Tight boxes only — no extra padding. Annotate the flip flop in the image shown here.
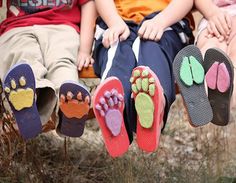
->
[130,66,164,152]
[173,45,213,127]
[93,77,129,158]
[59,81,91,137]
[203,48,234,126]
[3,63,42,139]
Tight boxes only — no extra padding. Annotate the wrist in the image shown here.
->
[153,14,168,29]
[204,6,218,19]
[108,16,125,28]
[78,49,91,55]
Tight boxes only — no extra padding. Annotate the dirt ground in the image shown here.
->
[1,7,236,183]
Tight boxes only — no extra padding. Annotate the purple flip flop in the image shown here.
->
[58,81,91,137]
[3,63,42,139]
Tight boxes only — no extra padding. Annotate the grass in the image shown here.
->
[0,79,236,183]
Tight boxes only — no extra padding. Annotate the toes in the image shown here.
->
[130,77,134,83]
[149,84,155,96]
[60,94,66,103]
[141,69,149,77]
[77,92,82,101]
[95,104,105,116]
[149,77,155,83]
[104,91,111,98]
[111,89,119,105]
[99,97,109,111]
[111,89,118,96]
[66,91,73,100]
[117,93,124,101]
[11,79,16,89]
[131,84,138,94]
[19,76,26,87]
[133,70,141,77]
[4,86,10,93]
[4,76,29,94]
[96,89,124,117]
[141,78,149,91]
[131,68,157,97]
[103,103,109,111]
[84,95,90,104]
[136,78,142,90]
[99,97,106,105]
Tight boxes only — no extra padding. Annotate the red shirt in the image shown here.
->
[0,0,88,35]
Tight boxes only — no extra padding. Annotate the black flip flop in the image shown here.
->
[173,45,213,127]
[203,48,234,126]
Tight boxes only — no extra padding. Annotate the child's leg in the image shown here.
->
[0,27,56,138]
[227,16,236,109]
[33,25,90,137]
[93,24,138,143]
[137,31,185,123]
[197,27,234,125]
[130,30,184,151]
[197,29,227,55]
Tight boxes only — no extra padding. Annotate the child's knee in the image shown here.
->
[199,38,227,55]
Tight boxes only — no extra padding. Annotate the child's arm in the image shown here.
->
[78,0,97,71]
[138,0,194,41]
[195,0,231,40]
[95,0,130,48]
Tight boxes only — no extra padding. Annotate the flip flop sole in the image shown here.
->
[203,48,234,126]
[3,63,42,139]
[130,66,164,152]
[173,45,213,127]
[59,81,91,137]
[93,77,129,158]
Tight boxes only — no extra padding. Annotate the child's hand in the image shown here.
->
[206,10,232,41]
[102,21,130,48]
[138,16,166,41]
[77,51,94,71]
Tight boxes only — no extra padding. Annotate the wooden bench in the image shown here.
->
[78,65,98,119]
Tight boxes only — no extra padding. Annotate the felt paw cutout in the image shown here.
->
[206,62,230,93]
[4,76,34,111]
[130,69,156,128]
[60,91,90,119]
[95,89,124,136]
[180,56,204,87]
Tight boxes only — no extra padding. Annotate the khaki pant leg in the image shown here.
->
[34,25,80,92]
[0,27,57,125]
[33,25,80,127]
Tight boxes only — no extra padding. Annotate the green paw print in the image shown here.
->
[130,69,156,128]
[4,77,34,111]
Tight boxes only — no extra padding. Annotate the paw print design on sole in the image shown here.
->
[130,66,165,152]
[59,81,91,137]
[203,48,234,126]
[3,63,42,139]
[173,45,213,127]
[93,77,129,158]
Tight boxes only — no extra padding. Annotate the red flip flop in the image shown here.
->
[130,66,164,152]
[93,77,129,157]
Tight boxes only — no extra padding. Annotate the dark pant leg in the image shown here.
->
[93,30,137,142]
[137,30,185,124]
